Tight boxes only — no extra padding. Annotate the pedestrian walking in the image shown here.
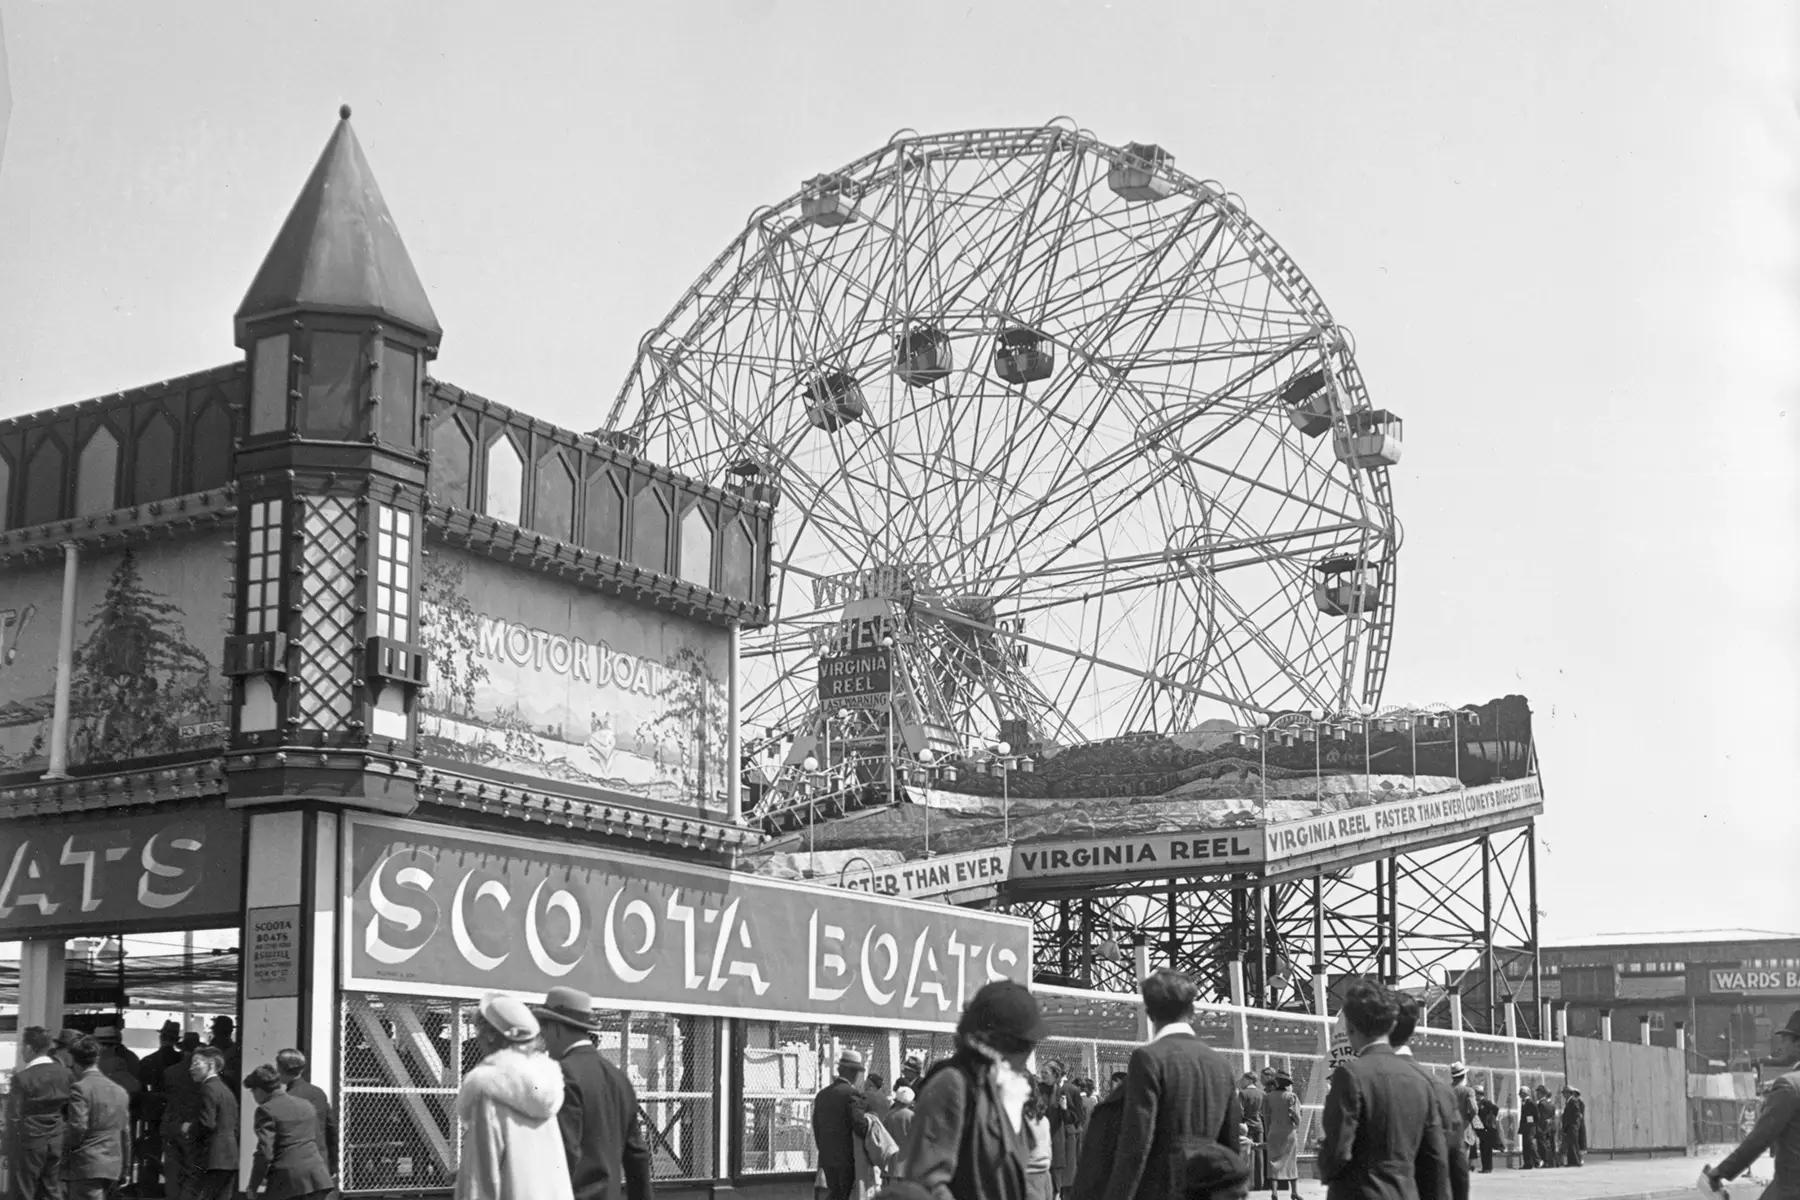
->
[815,1048,874,1200]
[1070,1072,1127,1200]
[454,992,574,1200]
[1706,1009,1800,1198]
[1392,1004,1468,1200]
[1263,1069,1302,1198]
[1317,980,1450,1200]
[1447,1064,1477,1179]
[1473,1089,1499,1174]
[60,1034,131,1200]
[867,1074,894,1123]
[1514,1088,1537,1169]
[185,1045,240,1200]
[1049,1062,1085,1199]
[1026,1081,1056,1200]
[245,1063,336,1200]
[1102,968,1242,1200]
[1531,1086,1555,1168]
[7,1026,71,1200]
[134,1020,183,1197]
[1235,1073,1265,1189]
[884,1088,917,1172]
[533,987,653,1200]
[160,1032,203,1199]
[277,1048,340,1179]
[1558,1088,1585,1167]
[899,1054,926,1094]
[901,979,1047,1200]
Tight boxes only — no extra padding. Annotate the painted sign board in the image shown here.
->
[0,808,245,937]
[1708,969,1800,995]
[1263,777,1543,866]
[344,815,1031,1030]
[0,541,231,775]
[837,848,1010,901]
[818,648,891,709]
[1009,829,1264,884]
[417,548,729,816]
[246,904,302,999]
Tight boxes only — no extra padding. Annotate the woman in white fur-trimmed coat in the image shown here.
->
[455,993,575,1200]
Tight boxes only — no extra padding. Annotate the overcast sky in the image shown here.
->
[1,1,1794,941]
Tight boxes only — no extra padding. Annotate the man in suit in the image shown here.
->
[1388,997,1468,1200]
[7,1025,71,1200]
[1707,1008,1800,1198]
[1534,1086,1558,1168]
[161,1031,203,1197]
[185,1045,239,1200]
[1515,1087,1538,1168]
[135,1020,184,1196]
[812,1048,871,1200]
[245,1063,336,1200]
[61,1034,131,1200]
[277,1048,339,1178]
[1318,980,1450,1200]
[1101,968,1242,1200]
[534,987,653,1200]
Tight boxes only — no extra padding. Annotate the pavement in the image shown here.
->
[1285,1148,1773,1200]
[1444,1148,1768,1200]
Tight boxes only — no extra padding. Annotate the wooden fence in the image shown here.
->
[1564,1035,1688,1152]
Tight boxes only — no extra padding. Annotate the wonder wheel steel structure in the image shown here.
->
[606,122,1402,772]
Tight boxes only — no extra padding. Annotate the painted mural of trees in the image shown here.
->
[635,643,727,811]
[417,552,488,717]
[66,549,218,765]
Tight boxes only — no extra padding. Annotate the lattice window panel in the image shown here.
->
[295,496,361,731]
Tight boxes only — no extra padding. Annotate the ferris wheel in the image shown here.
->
[605,122,1402,757]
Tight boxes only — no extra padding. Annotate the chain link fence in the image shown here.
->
[340,992,717,1193]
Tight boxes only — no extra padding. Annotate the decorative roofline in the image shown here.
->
[425,503,772,627]
[0,487,237,566]
[0,363,244,436]
[417,767,760,851]
[0,760,228,819]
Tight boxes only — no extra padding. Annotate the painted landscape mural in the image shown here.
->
[417,548,729,814]
[0,539,230,774]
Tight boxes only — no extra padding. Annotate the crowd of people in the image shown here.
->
[801,971,1586,1200]
[3,1015,334,1199]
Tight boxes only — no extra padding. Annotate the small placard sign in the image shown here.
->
[246,904,302,999]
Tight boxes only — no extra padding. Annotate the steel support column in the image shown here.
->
[1481,834,1495,1029]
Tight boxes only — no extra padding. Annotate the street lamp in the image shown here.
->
[913,748,959,857]
[801,754,823,872]
[988,739,1035,843]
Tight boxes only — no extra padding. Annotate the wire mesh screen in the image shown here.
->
[340,992,718,1193]
[340,991,469,1194]
[739,1021,916,1175]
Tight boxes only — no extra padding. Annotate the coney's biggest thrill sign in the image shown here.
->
[344,815,1030,1028]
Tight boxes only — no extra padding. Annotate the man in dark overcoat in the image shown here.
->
[812,1047,872,1200]
[1101,969,1242,1200]
[1318,980,1450,1200]
[535,987,653,1200]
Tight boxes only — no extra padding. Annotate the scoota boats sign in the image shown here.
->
[344,815,1030,1028]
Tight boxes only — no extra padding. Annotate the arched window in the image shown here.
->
[484,435,524,525]
[22,433,66,527]
[75,428,119,516]
[133,411,178,504]
[679,506,713,587]
[428,415,472,507]
[532,451,575,542]
[630,483,669,574]
[582,469,624,558]
[190,400,234,492]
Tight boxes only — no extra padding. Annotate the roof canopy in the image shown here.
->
[235,106,440,345]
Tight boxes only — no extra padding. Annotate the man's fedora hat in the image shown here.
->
[1779,1010,1800,1040]
[533,986,603,1031]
